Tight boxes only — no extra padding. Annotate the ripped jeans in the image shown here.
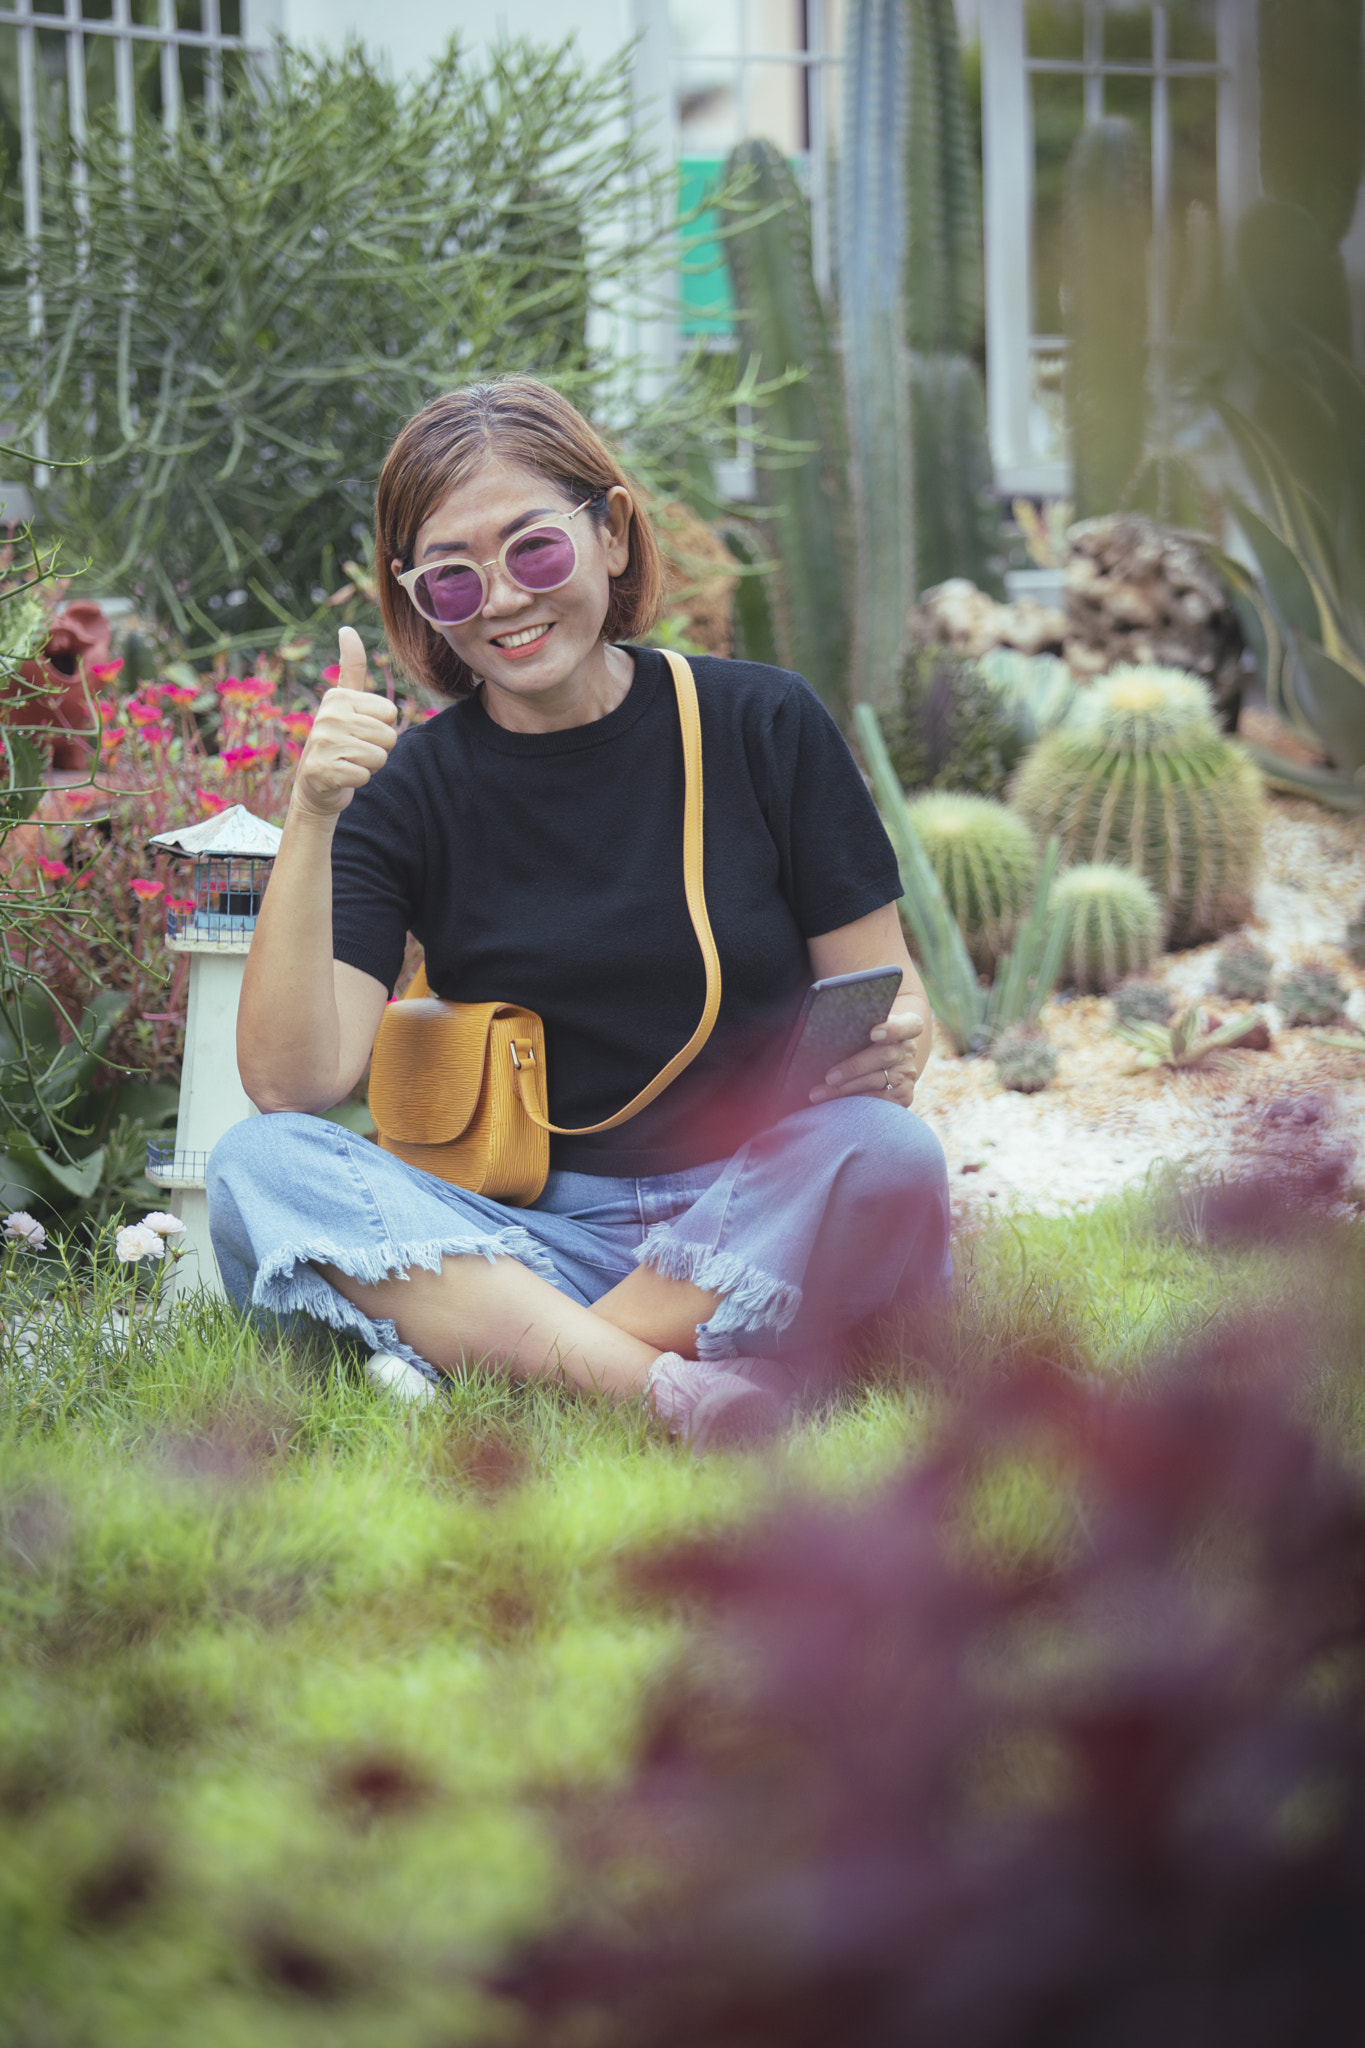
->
[206,1097,951,1389]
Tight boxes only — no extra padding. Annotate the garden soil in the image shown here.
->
[914,796,1365,1221]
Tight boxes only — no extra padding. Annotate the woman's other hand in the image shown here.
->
[808,1002,926,1109]
[291,624,399,820]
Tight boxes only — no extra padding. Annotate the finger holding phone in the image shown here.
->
[292,623,400,821]
[809,1001,925,1108]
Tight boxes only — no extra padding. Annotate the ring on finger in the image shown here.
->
[884,1072,895,1092]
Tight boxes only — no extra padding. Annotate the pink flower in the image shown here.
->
[196,788,229,815]
[37,857,70,880]
[280,711,313,739]
[220,743,275,772]
[165,896,196,914]
[321,663,342,683]
[88,658,124,682]
[163,683,198,707]
[127,700,163,726]
[94,697,120,723]
[219,675,275,703]
[130,878,164,901]
[140,721,172,747]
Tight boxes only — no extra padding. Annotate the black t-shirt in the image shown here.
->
[331,647,902,1175]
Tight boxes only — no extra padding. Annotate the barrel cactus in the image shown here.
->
[992,1024,1058,1095]
[1050,862,1162,993]
[1113,978,1173,1027]
[906,792,1039,970]
[1276,960,1348,1027]
[1214,936,1274,1002]
[1010,666,1264,948]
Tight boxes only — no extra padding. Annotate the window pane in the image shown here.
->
[177,1,204,32]
[745,57,805,152]
[1031,70,1084,333]
[744,0,802,55]
[1027,0,1084,62]
[1103,4,1150,64]
[220,1,242,36]
[1105,69,1151,141]
[80,0,114,18]
[1168,0,1217,62]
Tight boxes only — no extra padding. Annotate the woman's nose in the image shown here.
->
[480,563,531,615]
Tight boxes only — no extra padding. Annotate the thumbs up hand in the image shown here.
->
[291,625,400,820]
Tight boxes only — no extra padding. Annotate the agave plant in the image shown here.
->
[1115,1004,1262,1072]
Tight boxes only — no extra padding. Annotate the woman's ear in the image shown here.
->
[390,557,403,582]
[602,486,633,578]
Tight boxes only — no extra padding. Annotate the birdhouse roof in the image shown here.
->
[146,805,282,859]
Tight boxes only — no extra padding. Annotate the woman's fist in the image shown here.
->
[291,625,399,819]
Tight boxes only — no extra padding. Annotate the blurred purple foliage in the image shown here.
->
[493,1170,1365,2048]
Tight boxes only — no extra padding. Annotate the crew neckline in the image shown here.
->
[460,645,661,756]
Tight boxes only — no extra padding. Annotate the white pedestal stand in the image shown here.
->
[144,931,258,1296]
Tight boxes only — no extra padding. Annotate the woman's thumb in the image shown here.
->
[336,624,370,691]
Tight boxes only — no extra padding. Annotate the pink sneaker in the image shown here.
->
[645,1353,790,1454]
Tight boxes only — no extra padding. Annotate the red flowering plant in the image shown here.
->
[7,645,425,1082]
[492,1161,1365,2048]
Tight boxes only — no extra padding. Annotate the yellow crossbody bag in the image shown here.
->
[366,651,721,1207]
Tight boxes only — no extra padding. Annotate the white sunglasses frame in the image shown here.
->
[394,497,596,628]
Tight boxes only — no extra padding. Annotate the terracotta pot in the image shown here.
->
[2,599,112,772]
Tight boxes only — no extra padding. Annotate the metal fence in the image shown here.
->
[0,0,278,482]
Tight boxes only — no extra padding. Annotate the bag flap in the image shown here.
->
[368,998,499,1144]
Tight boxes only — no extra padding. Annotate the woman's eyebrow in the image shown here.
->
[419,509,558,560]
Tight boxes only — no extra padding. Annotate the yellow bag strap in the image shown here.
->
[405,650,722,1137]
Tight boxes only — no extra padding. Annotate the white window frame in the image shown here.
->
[980,0,1258,496]
[3,0,278,481]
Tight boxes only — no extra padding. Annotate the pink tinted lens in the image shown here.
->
[414,563,484,624]
[506,526,577,591]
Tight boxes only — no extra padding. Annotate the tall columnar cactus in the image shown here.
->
[906,791,1039,970]
[1050,863,1162,993]
[909,353,1003,599]
[1259,0,1363,251]
[721,140,851,719]
[904,0,1003,597]
[840,0,915,712]
[1011,666,1265,948]
[1063,117,1149,520]
[905,0,981,356]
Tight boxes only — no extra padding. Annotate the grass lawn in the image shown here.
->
[2,1184,1362,2046]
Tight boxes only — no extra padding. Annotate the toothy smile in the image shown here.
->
[492,623,554,650]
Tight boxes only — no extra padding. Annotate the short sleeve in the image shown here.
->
[757,676,903,937]
[329,750,423,992]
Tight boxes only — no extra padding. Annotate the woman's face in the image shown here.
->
[400,457,633,704]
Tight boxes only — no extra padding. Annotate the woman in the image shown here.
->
[209,378,949,1449]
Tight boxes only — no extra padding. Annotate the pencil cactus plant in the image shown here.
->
[720,140,851,718]
[1011,667,1264,948]
[1063,117,1149,519]
[906,792,1038,971]
[1049,863,1162,994]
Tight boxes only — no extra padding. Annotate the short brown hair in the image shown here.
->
[374,377,665,700]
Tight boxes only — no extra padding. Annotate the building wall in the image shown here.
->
[265,0,637,76]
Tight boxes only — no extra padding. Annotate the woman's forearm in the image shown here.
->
[237,805,348,1112]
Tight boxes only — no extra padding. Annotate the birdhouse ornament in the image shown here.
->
[144,804,281,1292]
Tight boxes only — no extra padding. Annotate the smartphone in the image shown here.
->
[772,966,903,1121]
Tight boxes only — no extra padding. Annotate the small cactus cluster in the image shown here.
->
[1346,902,1365,968]
[992,1024,1058,1094]
[1011,666,1264,948]
[1214,936,1274,1003]
[905,791,1038,970]
[1050,861,1162,993]
[1277,960,1349,1027]
[1113,978,1173,1027]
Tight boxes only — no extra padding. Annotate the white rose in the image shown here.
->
[115,1222,166,1263]
[3,1210,46,1250]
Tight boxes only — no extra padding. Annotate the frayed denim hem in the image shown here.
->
[251,1227,558,1387]
[634,1226,801,1362]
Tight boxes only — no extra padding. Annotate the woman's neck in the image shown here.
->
[479,639,636,735]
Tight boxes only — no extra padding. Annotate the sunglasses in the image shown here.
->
[395,498,596,628]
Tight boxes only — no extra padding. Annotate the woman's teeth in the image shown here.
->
[493,623,552,649]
